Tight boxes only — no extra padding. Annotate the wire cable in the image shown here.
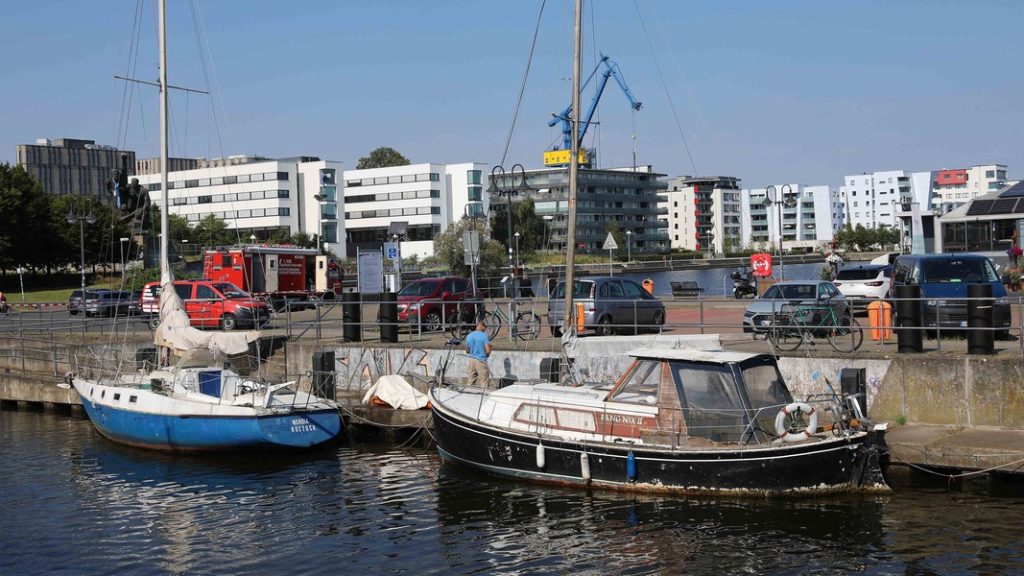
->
[499,0,547,167]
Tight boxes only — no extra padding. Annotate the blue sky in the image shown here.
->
[1,0,1022,187]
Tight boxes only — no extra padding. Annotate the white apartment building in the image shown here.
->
[138,155,345,255]
[740,185,844,251]
[342,162,488,259]
[931,164,1009,209]
[659,176,741,254]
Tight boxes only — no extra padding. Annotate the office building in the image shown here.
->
[15,137,134,199]
[740,184,844,251]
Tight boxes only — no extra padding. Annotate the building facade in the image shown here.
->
[838,170,913,230]
[342,162,488,259]
[16,138,135,199]
[136,155,345,255]
[932,164,1009,208]
[658,176,741,255]
[495,165,669,254]
[740,184,844,252]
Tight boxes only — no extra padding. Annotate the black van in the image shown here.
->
[890,254,1011,336]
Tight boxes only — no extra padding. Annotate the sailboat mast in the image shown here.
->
[158,0,169,276]
[562,0,582,333]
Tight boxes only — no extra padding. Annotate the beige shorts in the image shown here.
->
[466,357,490,386]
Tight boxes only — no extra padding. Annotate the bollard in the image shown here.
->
[342,292,362,342]
[311,350,336,401]
[967,283,994,355]
[642,278,654,295]
[379,292,398,343]
[895,284,923,353]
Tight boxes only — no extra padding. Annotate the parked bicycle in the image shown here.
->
[769,299,864,353]
[480,299,541,341]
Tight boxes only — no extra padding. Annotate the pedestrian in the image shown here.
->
[465,320,492,386]
[518,271,534,298]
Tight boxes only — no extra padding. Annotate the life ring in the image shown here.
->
[774,402,818,442]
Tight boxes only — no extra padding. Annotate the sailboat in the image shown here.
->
[427,0,889,495]
[70,0,341,452]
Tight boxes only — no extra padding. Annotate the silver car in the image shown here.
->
[742,280,849,333]
[548,277,665,337]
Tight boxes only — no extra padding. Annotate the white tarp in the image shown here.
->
[152,271,259,357]
[361,374,429,410]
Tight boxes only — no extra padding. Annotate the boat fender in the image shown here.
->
[580,452,591,481]
[775,402,818,442]
[536,441,546,469]
[626,450,637,482]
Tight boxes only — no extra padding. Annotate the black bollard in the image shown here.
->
[379,292,398,343]
[342,292,362,342]
[311,350,336,401]
[895,284,923,353]
[967,283,994,355]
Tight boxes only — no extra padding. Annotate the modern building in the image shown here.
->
[838,170,913,230]
[343,162,488,259]
[493,165,669,254]
[931,164,1009,209]
[135,157,200,176]
[740,184,844,252]
[15,138,134,199]
[657,176,742,255]
[136,155,345,255]
[933,181,1024,258]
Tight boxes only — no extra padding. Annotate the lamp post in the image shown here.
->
[762,184,796,280]
[514,232,521,269]
[119,237,130,283]
[626,230,632,262]
[313,193,327,253]
[487,163,533,300]
[543,215,554,250]
[16,267,25,301]
[66,210,96,296]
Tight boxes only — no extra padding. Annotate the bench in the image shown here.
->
[670,281,704,298]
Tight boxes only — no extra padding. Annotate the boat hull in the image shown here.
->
[432,399,888,497]
[76,384,342,452]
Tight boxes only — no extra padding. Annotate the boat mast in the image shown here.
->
[562,0,582,335]
[158,0,169,277]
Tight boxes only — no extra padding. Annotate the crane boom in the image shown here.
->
[545,53,641,166]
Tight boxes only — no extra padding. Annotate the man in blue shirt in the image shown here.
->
[465,321,492,386]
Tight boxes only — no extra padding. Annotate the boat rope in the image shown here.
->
[335,403,430,430]
[497,0,547,167]
[630,0,698,175]
[887,452,1024,481]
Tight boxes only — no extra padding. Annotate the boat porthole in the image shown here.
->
[129,396,137,403]
[89,388,93,397]
[101,390,105,399]
[113,393,120,401]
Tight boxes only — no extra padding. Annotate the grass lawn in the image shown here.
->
[3,276,127,305]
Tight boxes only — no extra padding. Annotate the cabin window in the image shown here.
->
[609,360,660,404]
[672,364,744,441]
[129,396,137,403]
[113,393,121,401]
[513,403,557,428]
[739,358,792,410]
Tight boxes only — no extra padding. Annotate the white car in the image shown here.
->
[832,264,891,309]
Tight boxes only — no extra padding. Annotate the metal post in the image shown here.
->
[78,219,86,295]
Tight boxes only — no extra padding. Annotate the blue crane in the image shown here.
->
[545,52,641,166]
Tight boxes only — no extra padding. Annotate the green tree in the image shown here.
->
[433,219,506,278]
[356,147,410,169]
[195,214,234,247]
[0,163,55,272]
[605,221,627,257]
[490,197,546,255]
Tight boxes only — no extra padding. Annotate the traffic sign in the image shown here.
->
[602,232,619,251]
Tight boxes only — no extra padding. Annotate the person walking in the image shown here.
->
[465,320,492,386]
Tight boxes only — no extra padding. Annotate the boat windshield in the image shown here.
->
[670,362,745,442]
[738,357,793,411]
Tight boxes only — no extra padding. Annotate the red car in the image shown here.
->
[397,277,482,332]
[141,280,271,330]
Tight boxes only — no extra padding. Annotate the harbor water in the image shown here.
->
[3,410,1023,575]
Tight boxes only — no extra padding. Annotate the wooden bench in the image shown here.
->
[670,281,704,298]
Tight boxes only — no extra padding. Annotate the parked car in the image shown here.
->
[889,254,1011,336]
[547,277,665,337]
[144,280,271,330]
[396,277,482,332]
[68,289,110,315]
[84,290,134,317]
[742,280,849,333]
[833,264,891,309]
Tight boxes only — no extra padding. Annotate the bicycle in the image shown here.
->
[768,300,864,353]
[480,298,541,341]
[446,300,487,339]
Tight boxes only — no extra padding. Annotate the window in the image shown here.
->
[185,179,199,188]
[196,285,217,300]
[609,360,660,404]
[174,284,192,300]
[468,185,482,201]
[277,171,289,181]
[198,195,212,204]
[467,170,481,185]
[986,170,995,178]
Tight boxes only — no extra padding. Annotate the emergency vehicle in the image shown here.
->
[202,245,342,310]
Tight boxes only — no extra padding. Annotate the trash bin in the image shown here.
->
[867,300,892,341]
[642,278,654,295]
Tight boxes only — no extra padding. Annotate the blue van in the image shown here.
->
[890,254,1011,336]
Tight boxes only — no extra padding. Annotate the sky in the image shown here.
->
[1,0,1023,188]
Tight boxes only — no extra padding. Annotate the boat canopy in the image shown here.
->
[627,348,763,365]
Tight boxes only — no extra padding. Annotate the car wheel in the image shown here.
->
[423,311,442,332]
[148,316,161,330]
[220,314,237,331]
[597,316,615,337]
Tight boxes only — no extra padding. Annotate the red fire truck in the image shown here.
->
[202,245,342,310]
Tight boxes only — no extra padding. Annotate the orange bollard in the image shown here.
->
[576,302,586,334]
[642,278,654,295]
[867,300,892,341]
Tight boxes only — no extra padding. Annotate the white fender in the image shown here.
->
[536,441,546,469]
[580,451,591,481]
[774,402,818,442]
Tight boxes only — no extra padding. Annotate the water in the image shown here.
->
[529,262,826,298]
[3,411,1024,575]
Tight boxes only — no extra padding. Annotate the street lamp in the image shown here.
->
[313,193,327,253]
[487,163,534,299]
[249,234,257,245]
[66,210,96,296]
[762,184,797,280]
[626,230,632,262]
[542,215,554,250]
[119,237,130,283]
[514,231,521,269]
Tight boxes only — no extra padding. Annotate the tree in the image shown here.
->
[194,214,235,247]
[489,197,546,255]
[0,163,54,272]
[605,221,627,257]
[433,219,506,278]
[356,147,410,169]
